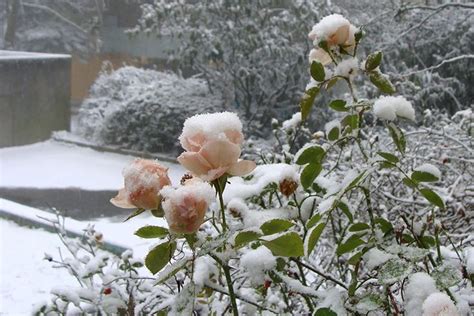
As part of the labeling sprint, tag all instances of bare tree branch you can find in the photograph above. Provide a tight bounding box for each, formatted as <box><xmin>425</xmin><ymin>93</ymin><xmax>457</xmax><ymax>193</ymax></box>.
<box><xmin>399</xmin><ymin>55</ymin><xmax>474</xmax><ymax>76</ymax></box>
<box><xmin>21</xmin><ymin>2</ymin><xmax>88</xmax><ymax>34</ymax></box>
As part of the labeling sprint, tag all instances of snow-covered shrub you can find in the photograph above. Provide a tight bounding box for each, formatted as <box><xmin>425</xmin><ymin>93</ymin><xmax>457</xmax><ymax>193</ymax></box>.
<box><xmin>43</xmin><ymin>13</ymin><xmax>473</xmax><ymax>315</ymax></box>
<box><xmin>76</xmin><ymin>66</ymin><xmax>226</xmax><ymax>154</ymax></box>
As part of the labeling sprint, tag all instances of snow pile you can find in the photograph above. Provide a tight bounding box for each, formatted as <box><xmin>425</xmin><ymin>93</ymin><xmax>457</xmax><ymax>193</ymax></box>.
<box><xmin>465</xmin><ymin>247</ymin><xmax>474</xmax><ymax>275</ymax></box>
<box><xmin>179</xmin><ymin>112</ymin><xmax>243</xmax><ymax>146</ymax></box>
<box><xmin>422</xmin><ymin>292</ymin><xmax>459</xmax><ymax>316</ymax></box>
<box><xmin>404</xmin><ymin>272</ymin><xmax>438</xmax><ymax>316</ymax></box>
<box><xmin>76</xmin><ymin>66</ymin><xmax>226</xmax><ymax>154</ymax></box>
<box><xmin>308</xmin><ymin>14</ymin><xmax>350</xmax><ymax>44</ymax></box>
<box><xmin>240</xmin><ymin>246</ymin><xmax>276</xmax><ymax>284</ymax></box>
<box><xmin>373</xmin><ymin>96</ymin><xmax>416</xmax><ymax>121</ymax></box>
<box><xmin>334</xmin><ymin>57</ymin><xmax>359</xmax><ymax>77</ymax></box>
<box><xmin>193</xmin><ymin>256</ymin><xmax>218</xmax><ymax>288</ymax></box>
<box><xmin>282</xmin><ymin>112</ymin><xmax>302</xmax><ymax>130</ymax></box>
<box><xmin>324</xmin><ymin>119</ymin><xmax>341</xmax><ymax>138</ymax></box>
<box><xmin>363</xmin><ymin>248</ymin><xmax>395</xmax><ymax>270</ymax></box>
<box><xmin>414</xmin><ymin>163</ymin><xmax>442</xmax><ymax>180</ymax></box>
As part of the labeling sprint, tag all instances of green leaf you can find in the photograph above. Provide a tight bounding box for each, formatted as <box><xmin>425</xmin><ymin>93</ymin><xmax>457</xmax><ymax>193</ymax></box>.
<box><xmin>145</xmin><ymin>241</ymin><xmax>176</xmax><ymax>274</ymax></box>
<box><xmin>349</xmin><ymin>223</ymin><xmax>371</xmax><ymax>232</ymax></box>
<box><xmin>135</xmin><ymin>226</ymin><xmax>169</xmax><ymax>239</ymax></box>
<box><xmin>338</xmin><ymin>202</ymin><xmax>353</xmax><ymax>223</ymax></box>
<box><xmin>123</xmin><ymin>208</ymin><xmax>146</xmax><ymax>222</ymax></box>
<box><xmin>348</xmin><ymin>251</ymin><xmax>364</xmax><ymax>265</ymax></box>
<box><xmin>305</xmin><ymin>222</ymin><xmax>326</xmax><ymax>256</ymax></box>
<box><xmin>411</xmin><ymin>171</ymin><xmax>439</xmax><ymax>182</ymax></box>
<box><xmin>310</xmin><ymin>60</ymin><xmax>325</xmax><ymax>82</ymax></box>
<box><xmin>306</xmin><ymin>214</ymin><xmax>322</xmax><ymax>229</ymax></box>
<box><xmin>300</xmin><ymin>163</ymin><xmax>322</xmax><ymax>189</ymax></box>
<box><xmin>327</xmin><ymin>126</ymin><xmax>340</xmax><ymax>141</ymax></box>
<box><xmin>185</xmin><ymin>233</ymin><xmax>198</xmax><ymax>249</ymax></box>
<box><xmin>296</xmin><ymin>146</ymin><xmax>325</xmax><ymax>165</ymax></box>
<box><xmin>263</xmin><ymin>232</ymin><xmax>304</xmax><ymax>257</ymax></box>
<box><xmin>341</xmin><ymin>114</ymin><xmax>359</xmax><ymax>131</ymax></box>
<box><xmin>377</xmin><ymin>151</ymin><xmax>399</xmax><ymax>164</ymax></box>
<box><xmin>365</xmin><ymin>51</ymin><xmax>382</xmax><ymax>71</ymax></box>
<box><xmin>347</xmin><ymin>171</ymin><xmax>367</xmax><ymax>190</ymax></box>
<box><xmin>432</xmin><ymin>264</ymin><xmax>462</xmax><ymax>288</ymax></box>
<box><xmin>235</xmin><ymin>231</ymin><xmax>261</xmax><ymax>248</ymax></box>
<box><xmin>300</xmin><ymin>87</ymin><xmax>320</xmax><ymax>121</ymax></box>
<box><xmin>314</xmin><ymin>307</ymin><xmax>337</xmax><ymax>316</ymax></box>
<box><xmin>329</xmin><ymin>99</ymin><xmax>348</xmax><ymax>112</ymax></box>
<box><xmin>420</xmin><ymin>235</ymin><xmax>436</xmax><ymax>248</ymax></box>
<box><xmin>354</xmin><ymin>29</ymin><xmax>363</xmax><ymax>42</ymax></box>
<box><xmin>326</xmin><ymin>77</ymin><xmax>339</xmax><ymax>90</ymax></box>
<box><xmin>375</xmin><ymin>217</ymin><xmax>393</xmax><ymax>234</ymax></box>
<box><xmin>260</xmin><ymin>219</ymin><xmax>294</xmax><ymax>235</ymax></box>
<box><xmin>378</xmin><ymin>259</ymin><xmax>412</xmax><ymax>284</ymax></box>
<box><xmin>419</xmin><ymin>188</ymin><xmax>445</xmax><ymax>209</ymax></box>
<box><xmin>336</xmin><ymin>235</ymin><xmax>365</xmax><ymax>256</ymax></box>
<box><xmin>369</xmin><ymin>71</ymin><xmax>395</xmax><ymax>94</ymax></box>
<box><xmin>387</xmin><ymin>123</ymin><xmax>406</xmax><ymax>154</ymax></box>
<box><xmin>403</xmin><ymin>177</ymin><xmax>418</xmax><ymax>189</ymax></box>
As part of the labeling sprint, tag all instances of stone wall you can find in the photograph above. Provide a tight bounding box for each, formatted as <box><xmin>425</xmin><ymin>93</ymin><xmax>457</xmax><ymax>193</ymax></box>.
<box><xmin>0</xmin><ymin>51</ymin><xmax>71</xmax><ymax>147</ymax></box>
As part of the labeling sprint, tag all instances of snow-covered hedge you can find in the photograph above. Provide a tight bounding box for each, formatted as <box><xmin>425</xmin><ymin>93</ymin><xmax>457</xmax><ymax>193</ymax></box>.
<box><xmin>76</xmin><ymin>66</ymin><xmax>226</xmax><ymax>154</ymax></box>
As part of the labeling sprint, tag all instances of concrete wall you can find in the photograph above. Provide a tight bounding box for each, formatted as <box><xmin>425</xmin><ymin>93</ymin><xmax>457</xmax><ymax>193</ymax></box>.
<box><xmin>0</xmin><ymin>51</ymin><xmax>71</xmax><ymax>147</ymax></box>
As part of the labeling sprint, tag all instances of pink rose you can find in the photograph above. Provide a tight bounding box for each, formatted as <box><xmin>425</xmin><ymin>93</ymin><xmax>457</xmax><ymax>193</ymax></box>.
<box><xmin>110</xmin><ymin>159</ymin><xmax>171</xmax><ymax>209</ymax></box>
<box><xmin>177</xmin><ymin>112</ymin><xmax>256</xmax><ymax>181</ymax></box>
<box><xmin>308</xmin><ymin>15</ymin><xmax>358</xmax><ymax>65</ymax></box>
<box><xmin>161</xmin><ymin>179</ymin><xmax>214</xmax><ymax>234</ymax></box>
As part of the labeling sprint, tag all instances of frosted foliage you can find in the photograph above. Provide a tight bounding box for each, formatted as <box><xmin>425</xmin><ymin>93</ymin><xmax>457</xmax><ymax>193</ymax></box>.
<box><xmin>414</xmin><ymin>163</ymin><xmax>442</xmax><ymax>180</ymax></box>
<box><xmin>422</xmin><ymin>293</ymin><xmax>459</xmax><ymax>316</ymax></box>
<box><xmin>334</xmin><ymin>58</ymin><xmax>359</xmax><ymax>77</ymax></box>
<box><xmin>363</xmin><ymin>248</ymin><xmax>394</xmax><ymax>270</ymax></box>
<box><xmin>373</xmin><ymin>96</ymin><xmax>415</xmax><ymax>121</ymax></box>
<box><xmin>404</xmin><ymin>273</ymin><xmax>438</xmax><ymax>316</ymax></box>
<box><xmin>240</xmin><ymin>246</ymin><xmax>276</xmax><ymax>284</ymax></box>
<box><xmin>282</xmin><ymin>112</ymin><xmax>302</xmax><ymax>130</ymax></box>
<box><xmin>466</xmin><ymin>248</ymin><xmax>474</xmax><ymax>275</ymax></box>
<box><xmin>77</xmin><ymin>67</ymin><xmax>225</xmax><ymax>153</ymax></box>
<box><xmin>193</xmin><ymin>256</ymin><xmax>218</xmax><ymax>288</ymax></box>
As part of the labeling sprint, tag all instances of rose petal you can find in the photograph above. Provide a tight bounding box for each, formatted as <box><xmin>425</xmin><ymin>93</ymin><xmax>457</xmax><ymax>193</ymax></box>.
<box><xmin>110</xmin><ymin>189</ymin><xmax>135</xmax><ymax>209</ymax></box>
<box><xmin>200</xmin><ymin>139</ymin><xmax>241</xmax><ymax>169</ymax></box>
<box><xmin>227</xmin><ymin>160</ymin><xmax>256</xmax><ymax>176</ymax></box>
<box><xmin>330</xmin><ymin>24</ymin><xmax>350</xmax><ymax>45</ymax></box>
<box><xmin>309</xmin><ymin>48</ymin><xmax>332</xmax><ymax>66</ymax></box>
<box><xmin>224</xmin><ymin>129</ymin><xmax>243</xmax><ymax>145</ymax></box>
<box><xmin>177</xmin><ymin>152</ymin><xmax>212</xmax><ymax>177</ymax></box>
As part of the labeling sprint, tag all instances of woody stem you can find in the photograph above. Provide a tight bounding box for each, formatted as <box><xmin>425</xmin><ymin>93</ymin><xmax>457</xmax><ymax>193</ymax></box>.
<box><xmin>214</xmin><ymin>179</ymin><xmax>228</xmax><ymax>231</ymax></box>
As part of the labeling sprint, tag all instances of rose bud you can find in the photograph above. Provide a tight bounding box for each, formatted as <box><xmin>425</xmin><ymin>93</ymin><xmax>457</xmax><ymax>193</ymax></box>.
<box><xmin>177</xmin><ymin>112</ymin><xmax>255</xmax><ymax>181</ymax></box>
<box><xmin>160</xmin><ymin>179</ymin><xmax>214</xmax><ymax>234</ymax></box>
<box><xmin>279</xmin><ymin>178</ymin><xmax>298</xmax><ymax>197</ymax></box>
<box><xmin>110</xmin><ymin>159</ymin><xmax>171</xmax><ymax>210</ymax></box>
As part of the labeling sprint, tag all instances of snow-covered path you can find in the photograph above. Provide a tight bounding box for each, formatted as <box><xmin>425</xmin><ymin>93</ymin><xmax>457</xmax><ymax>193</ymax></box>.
<box><xmin>0</xmin><ymin>140</ymin><xmax>184</xmax><ymax>190</ymax></box>
<box><xmin>0</xmin><ymin>140</ymin><xmax>185</xmax><ymax>314</ymax></box>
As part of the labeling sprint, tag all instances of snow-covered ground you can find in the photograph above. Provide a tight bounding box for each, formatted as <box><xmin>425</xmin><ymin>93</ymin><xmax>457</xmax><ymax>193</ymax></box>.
<box><xmin>0</xmin><ymin>140</ymin><xmax>185</xmax><ymax>314</ymax></box>
<box><xmin>0</xmin><ymin>140</ymin><xmax>184</xmax><ymax>190</ymax></box>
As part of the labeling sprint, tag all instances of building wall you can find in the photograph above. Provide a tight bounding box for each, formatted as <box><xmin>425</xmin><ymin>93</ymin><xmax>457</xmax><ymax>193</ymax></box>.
<box><xmin>0</xmin><ymin>51</ymin><xmax>71</xmax><ymax>147</ymax></box>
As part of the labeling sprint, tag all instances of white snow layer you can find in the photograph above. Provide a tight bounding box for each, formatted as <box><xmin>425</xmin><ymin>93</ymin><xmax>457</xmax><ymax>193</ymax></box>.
<box><xmin>179</xmin><ymin>112</ymin><xmax>242</xmax><ymax>146</ymax></box>
<box><xmin>308</xmin><ymin>14</ymin><xmax>350</xmax><ymax>43</ymax></box>
<box><xmin>334</xmin><ymin>57</ymin><xmax>359</xmax><ymax>77</ymax></box>
<box><xmin>0</xmin><ymin>140</ymin><xmax>185</xmax><ymax>190</ymax></box>
<box><xmin>363</xmin><ymin>248</ymin><xmax>395</xmax><ymax>270</ymax></box>
<box><xmin>422</xmin><ymin>292</ymin><xmax>460</xmax><ymax>316</ymax></box>
<box><xmin>414</xmin><ymin>163</ymin><xmax>441</xmax><ymax>180</ymax></box>
<box><xmin>404</xmin><ymin>272</ymin><xmax>438</xmax><ymax>316</ymax></box>
<box><xmin>373</xmin><ymin>96</ymin><xmax>415</xmax><ymax>121</ymax></box>
<box><xmin>240</xmin><ymin>246</ymin><xmax>276</xmax><ymax>284</ymax></box>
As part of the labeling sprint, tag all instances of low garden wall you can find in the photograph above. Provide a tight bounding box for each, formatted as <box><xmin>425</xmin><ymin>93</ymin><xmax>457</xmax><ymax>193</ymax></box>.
<box><xmin>0</xmin><ymin>50</ymin><xmax>71</xmax><ymax>147</ymax></box>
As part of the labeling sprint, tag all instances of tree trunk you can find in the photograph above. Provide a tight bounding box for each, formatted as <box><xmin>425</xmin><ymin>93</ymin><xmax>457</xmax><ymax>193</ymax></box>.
<box><xmin>4</xmin><ymin>0</ymin><xmax>20</xmax><ymax>49</ymax></box>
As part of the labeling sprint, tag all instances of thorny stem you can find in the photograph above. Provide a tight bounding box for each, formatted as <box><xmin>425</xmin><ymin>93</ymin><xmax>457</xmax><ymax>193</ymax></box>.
<box><xmin>211</xmin><ymin>254</ymin><xmax>239</xmax><ymax>316</ymax></box>
<box><xmin>214</xmin><ymin>179</ymin><xmax>228</xmax><ymax>231</ymax></box>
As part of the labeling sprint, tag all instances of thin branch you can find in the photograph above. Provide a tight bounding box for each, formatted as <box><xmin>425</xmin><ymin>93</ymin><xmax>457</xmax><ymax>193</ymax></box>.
<box><xmin>399</xmin><ymin>55</ymin><xmax>474</xmax><ymax>76</ymax></box>
<box><xmin>21</xmin><ymin>2</ymin><xmax>88</xmax><ymax>34</ymax></box>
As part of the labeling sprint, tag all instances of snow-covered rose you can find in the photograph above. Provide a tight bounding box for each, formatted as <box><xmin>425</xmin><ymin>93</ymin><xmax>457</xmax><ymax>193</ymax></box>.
<box><xmin>308</xmin><ymin>14</ymin><xmax>358</xmax><ymax>65</ymax></box>
<box><xmin>177</xmin><ymin>112</ymin><xmax>256</xmax><ymax>181</ymax></box>
<box><xmin>161</xmin><ymin>179</ymin><xmax>214</xmax><ymax>234</ymax></box>
<box><xmin>422</xmin><ymin>292</ymin><xmax>460</xmax><ymax>316</ymax></box>
<box><xmin>111</xmin><ymin>159</ymin><xmax>171</xmax><ymax>209</ymax></box>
